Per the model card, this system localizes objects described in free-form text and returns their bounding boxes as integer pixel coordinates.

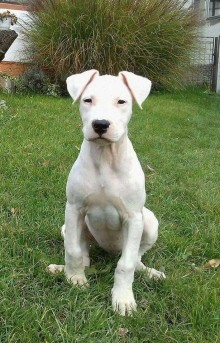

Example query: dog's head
[66,70,151,144]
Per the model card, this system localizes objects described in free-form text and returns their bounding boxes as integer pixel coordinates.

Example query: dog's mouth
[88,136,114,144]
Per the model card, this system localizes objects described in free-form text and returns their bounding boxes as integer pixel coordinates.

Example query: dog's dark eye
[84,98,92,103]
[118,100,126,104]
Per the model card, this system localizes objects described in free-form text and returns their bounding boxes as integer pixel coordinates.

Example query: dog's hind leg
[135,207,166,280]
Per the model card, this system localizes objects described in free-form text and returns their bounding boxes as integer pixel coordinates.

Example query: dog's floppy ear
[66,69,99,102]
[119,71,152,109]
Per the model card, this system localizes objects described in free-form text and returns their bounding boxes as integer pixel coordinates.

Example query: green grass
[0,88,220,343]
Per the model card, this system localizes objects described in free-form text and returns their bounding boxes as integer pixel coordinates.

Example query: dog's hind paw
[47,264,64,274]
[61,224,65,239]
[146,267,166,280]
[136,262,166,280]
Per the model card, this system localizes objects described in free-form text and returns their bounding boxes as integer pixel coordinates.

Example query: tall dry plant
[23,0,199,90]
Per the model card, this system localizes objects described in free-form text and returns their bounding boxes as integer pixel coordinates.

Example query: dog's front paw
[66,273,89,288]
[112,288,137,316]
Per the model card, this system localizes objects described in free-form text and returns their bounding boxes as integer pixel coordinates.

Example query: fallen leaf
[146,165,155,172]
[11,208,19,217]
[42,160,50,167]
[118,327,129,337]
[203,259,220,269]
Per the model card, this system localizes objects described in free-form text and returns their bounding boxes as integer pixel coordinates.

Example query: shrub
[23,0,199,90]
[17,67,50,94]
[0,68,60,96]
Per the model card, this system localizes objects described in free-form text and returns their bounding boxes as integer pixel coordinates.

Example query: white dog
[48,70,165,316]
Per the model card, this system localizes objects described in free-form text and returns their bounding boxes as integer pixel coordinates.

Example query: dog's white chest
[83,191,126,251]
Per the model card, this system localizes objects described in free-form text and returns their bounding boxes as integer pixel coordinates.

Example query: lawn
[0,88,220,343]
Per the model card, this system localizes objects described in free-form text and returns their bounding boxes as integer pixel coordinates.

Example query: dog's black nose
[92,119,110,135]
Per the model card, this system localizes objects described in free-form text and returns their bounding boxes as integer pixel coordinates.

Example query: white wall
[202,21,220,37]
[0,8,29,62]
[184,0,220,37]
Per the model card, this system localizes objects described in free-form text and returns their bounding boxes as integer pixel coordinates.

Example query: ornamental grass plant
[23,0,199,90]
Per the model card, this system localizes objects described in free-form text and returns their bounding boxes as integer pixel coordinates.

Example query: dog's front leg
[112,213,143,315]
[64,201,88,287]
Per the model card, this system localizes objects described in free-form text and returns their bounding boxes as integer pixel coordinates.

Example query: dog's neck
[80,132,133,173]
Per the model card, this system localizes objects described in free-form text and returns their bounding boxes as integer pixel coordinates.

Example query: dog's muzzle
[92,119,110,136]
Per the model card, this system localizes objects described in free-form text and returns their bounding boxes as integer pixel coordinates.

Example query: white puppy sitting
[48,70,165,316]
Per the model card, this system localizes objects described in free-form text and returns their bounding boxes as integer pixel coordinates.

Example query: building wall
[202,20,220,37]
[184,0,220,37]
[202,0,220,37]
